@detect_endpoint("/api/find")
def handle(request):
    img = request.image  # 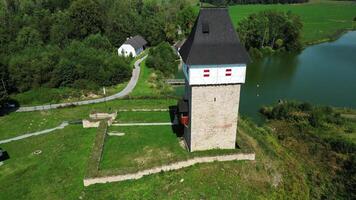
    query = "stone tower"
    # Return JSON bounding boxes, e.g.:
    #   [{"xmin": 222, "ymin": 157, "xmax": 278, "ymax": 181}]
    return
[{"xmin": 178, "ymin": 8, "xmax": 249, "ymax": 152}]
